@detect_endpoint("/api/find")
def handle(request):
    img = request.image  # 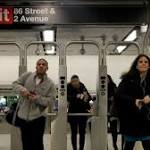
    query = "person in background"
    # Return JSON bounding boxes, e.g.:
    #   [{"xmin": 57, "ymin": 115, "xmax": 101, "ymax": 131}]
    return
[
  {"xmin": 107, "ymin": 74, "xmax": 118, "ymax": 150},
  {"xmin": 115, "ymin": 54, "xmax": 150, "ymax": 150},
  {"xmin": 13, "ymin": 59, "xmax": 56, "ymax": 150},
  {"xmin": 67, "ymin": 75, "xmax": 92, "ymax": 150}
]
